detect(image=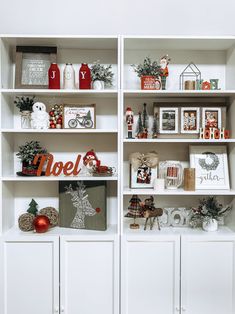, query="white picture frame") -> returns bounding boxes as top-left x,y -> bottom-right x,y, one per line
202,107 -> 222,129
159,107 -> 178,134
63,104 -> 96,129
190,145 -> 230,190
181,107 -> 200,134
130,165 -> 157,189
